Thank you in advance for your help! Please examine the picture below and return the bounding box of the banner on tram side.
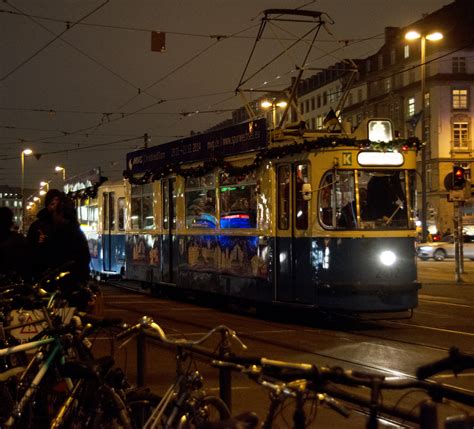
[126,118,267,174]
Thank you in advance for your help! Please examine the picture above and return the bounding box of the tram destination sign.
[126,118,267,174]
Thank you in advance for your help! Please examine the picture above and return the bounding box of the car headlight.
[379,250,396,266]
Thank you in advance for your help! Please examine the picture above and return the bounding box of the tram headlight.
[379,250,396,266]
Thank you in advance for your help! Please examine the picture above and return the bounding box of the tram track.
[104,292,474,387]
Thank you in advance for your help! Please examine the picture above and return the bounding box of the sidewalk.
[418,260,474,303]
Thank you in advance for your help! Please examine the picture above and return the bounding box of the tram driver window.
[219,171,257,229]
[358,170,410,229]
[185,174,216,228]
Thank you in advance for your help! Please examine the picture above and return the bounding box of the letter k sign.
[342,152,352,166]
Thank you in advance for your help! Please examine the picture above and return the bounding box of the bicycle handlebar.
[212,357,474,407]
[416,347,474,379]
[117,316,247,350]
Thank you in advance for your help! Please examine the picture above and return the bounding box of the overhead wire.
[0,0,110,82]
[0,7,381,44]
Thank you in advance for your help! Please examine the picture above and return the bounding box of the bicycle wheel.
[126,388,162,429]
[178,395,231,429]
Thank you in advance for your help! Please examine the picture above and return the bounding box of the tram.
[116,117,420,312]
[66,170,126,278]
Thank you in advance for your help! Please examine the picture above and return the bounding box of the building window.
[390,49,396,65]
[408,97,415,117]
[311,97,315,110]
[385,78,391,93]
[300,102,304,114]
[357,88,363,103]
[452,57,466,73]
[404,45,410,59]
[452,122,469,148]
[424,92,430,108]
[323,91,327,105]
[305,100,310,114]
[366,60,371,72]
[317,95,321,108]
[378,55,383,70]
[452,89,468,110]
[317,115,323,129]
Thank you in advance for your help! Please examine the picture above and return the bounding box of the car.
[416,235,474,261]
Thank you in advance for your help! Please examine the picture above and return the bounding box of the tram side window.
[162,179,177,230]
[103,192,115,230]
[278,166,290,230]
[219,171,257,229]
[118,197,125,231]
[78,202,98,230]
[185,174,216,228]
[318,171,355,229]
[295,164,309,230]
[131,183,154,230]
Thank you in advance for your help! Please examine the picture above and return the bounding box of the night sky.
[1,0,449,190]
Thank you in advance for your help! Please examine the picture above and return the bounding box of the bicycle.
[211,354,474,429]
[0,280,128,429]
[117,316,248,429]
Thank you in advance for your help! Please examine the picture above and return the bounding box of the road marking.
[419,296,473,308]
[433,372,474,380]
[387,320,474,337]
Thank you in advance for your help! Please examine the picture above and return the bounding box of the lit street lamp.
[39,181,50,196]
[55,165,66,181]
[405,30,443,242]
[261,99,288,129]
[21,148,33,231]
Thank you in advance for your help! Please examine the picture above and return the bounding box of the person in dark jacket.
[0,207,31,281]
[27,189,91,285]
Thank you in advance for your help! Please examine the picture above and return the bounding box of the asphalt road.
[87,263,474,427]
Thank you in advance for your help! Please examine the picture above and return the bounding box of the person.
[27,189,91,287]
[0,207,31,281]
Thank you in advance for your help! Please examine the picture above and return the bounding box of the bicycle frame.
[144,347,201,429]
[0,335,74,428]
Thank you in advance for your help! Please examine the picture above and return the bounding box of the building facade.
[0,185,23,228]
[296,0,474,234]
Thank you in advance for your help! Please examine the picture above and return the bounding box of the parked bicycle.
[117,316,248,429]
[211,353,474,429]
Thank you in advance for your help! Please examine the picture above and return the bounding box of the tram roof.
[124,117,420,178]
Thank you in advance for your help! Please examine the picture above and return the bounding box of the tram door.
[162,178,177,283]
[102,192,115,272]
[275,163,312,303]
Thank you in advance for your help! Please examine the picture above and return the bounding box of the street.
[87,260,474,427]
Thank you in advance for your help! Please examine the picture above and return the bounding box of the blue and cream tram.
[66,170,126,278]
[122,118,420,312]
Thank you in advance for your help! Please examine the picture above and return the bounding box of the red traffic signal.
[452,166,466,190]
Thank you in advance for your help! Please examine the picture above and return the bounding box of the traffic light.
[452,166,466,190]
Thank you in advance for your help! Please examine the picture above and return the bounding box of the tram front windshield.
[319,170,415,230]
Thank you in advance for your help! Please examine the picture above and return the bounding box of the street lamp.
[405,30,443,242]
[21,148,33,231]
[261,99,288,129]
[39,181,49,196]
[55,165,66,181]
